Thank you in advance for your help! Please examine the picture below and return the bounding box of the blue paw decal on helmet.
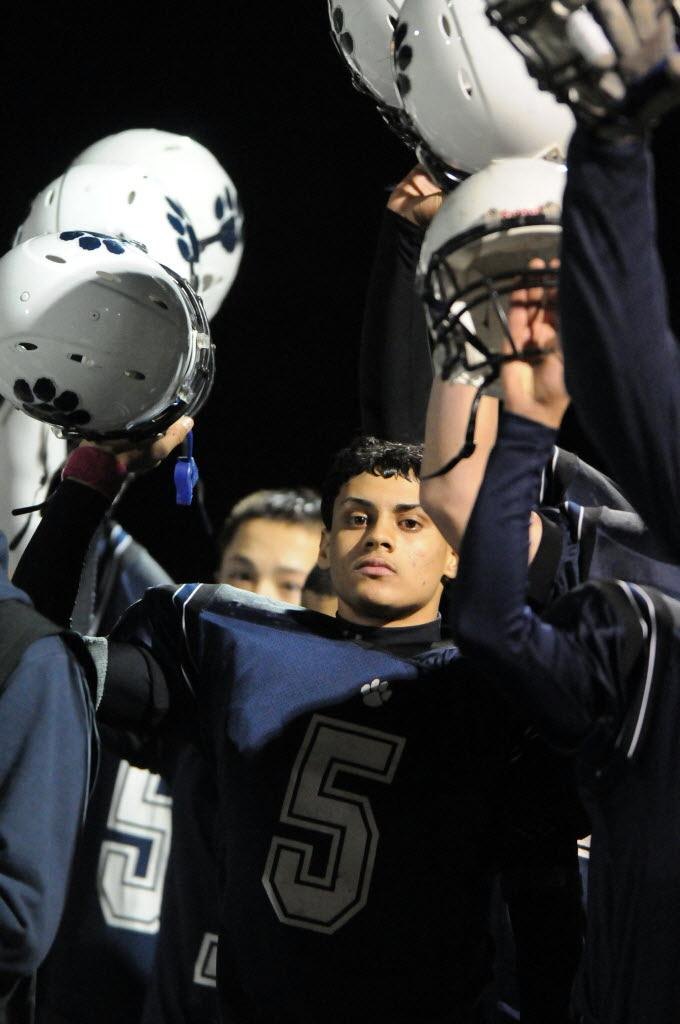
[14,377,91,427]
[59,230,126,254]
[211,187,243,253]
[166,197,200,264]
[393,22,412,98]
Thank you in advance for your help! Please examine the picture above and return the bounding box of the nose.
[253,578,282,602]
[362,514,395,552]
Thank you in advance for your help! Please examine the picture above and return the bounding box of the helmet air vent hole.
[16,342,37,351]
[440,15,451,36]
[128,191,136,204]
[96,270,122,283]
[45,255,66,264]
[149,295,169,309]
[458,68,473,98]
[388,14,398,29]
[68,353,84,363]
[45,189,55,206]
[124,370,146,380]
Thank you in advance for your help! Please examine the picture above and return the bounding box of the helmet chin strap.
[421,380,488,480]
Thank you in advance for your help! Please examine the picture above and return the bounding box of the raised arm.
[561,125,680,556]
[359,166,440,443]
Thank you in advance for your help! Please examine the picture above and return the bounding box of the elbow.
[0,905,51,976]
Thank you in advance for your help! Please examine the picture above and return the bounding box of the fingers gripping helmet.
[486,0,680,128]
[328,0,418,145]
[393,0,575,186]
[0,233,214,441]
[71,129,243,320]
[15,164,202,286]
[418,157,565,396]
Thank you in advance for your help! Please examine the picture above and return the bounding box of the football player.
[483,0,680,557]
[142,488,322,1024]
[17,433,585,1024]
[421,269,680,1021]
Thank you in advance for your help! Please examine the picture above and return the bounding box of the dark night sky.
[3,4,680,581]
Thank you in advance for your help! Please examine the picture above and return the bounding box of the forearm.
[421,379,499,550]
[359,209,433,443]
[561,124,680,554]
[452,413,599,745]
[13,480,111,626]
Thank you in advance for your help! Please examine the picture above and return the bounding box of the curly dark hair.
[320,436,423,529]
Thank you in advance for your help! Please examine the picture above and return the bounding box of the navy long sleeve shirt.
[561,125,680,558]
[451,411,680,1023]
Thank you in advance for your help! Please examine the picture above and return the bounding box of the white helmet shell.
[72,129,243,320]
[328,0,404,108]
[0,232,213,440]
[394,0,575,177]
[15,164,202,286]
[419,158,566,391]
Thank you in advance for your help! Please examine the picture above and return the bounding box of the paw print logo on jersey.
[59,230,126,254]
[166,197,200,265]
[13,376,91,426]
[213,187,242,254]
[393,22,412,98]
[361,677,392,707]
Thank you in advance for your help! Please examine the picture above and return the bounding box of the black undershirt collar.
[335,614,442,657]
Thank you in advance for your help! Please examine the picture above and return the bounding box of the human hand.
[386,165,443,227]
[500,259,570,429]
[82,416,194,474]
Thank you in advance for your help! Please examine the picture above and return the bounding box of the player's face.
[217,518,321,605]
[319,471,457,627]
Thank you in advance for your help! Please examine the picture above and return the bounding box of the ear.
[443,546,458,581]
[317,528,331,569]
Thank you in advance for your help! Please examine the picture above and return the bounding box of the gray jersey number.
[262,714,405,934]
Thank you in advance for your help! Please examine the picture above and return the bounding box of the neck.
[335,599,441,629]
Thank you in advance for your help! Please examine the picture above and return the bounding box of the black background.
[3,4,679,581]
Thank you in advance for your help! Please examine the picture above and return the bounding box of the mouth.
[354,559,396,578]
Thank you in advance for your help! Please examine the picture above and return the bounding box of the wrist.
[61,446,128,502]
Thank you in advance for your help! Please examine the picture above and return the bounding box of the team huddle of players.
[2,1,680,1023]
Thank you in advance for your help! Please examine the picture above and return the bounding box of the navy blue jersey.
[0,533,93,987]
[101,585,584,1024]
[452,411,680,1023]
[141,745,220,1024]
[36,522,173,1024]
[560,125,680,558]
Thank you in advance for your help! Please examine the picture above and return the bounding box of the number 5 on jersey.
[262,715,405,934]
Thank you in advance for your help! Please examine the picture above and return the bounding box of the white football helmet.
[0,232,213,441]
[393,0,575,185]
[71,129,243,320]
[418,158,565,394]
[15,164,202,286]
[328,0,417,145]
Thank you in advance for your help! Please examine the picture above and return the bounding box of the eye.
[400,517,422,531]
[226,569,255,583]
[347,512,368,527]
[280,581,303,594]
